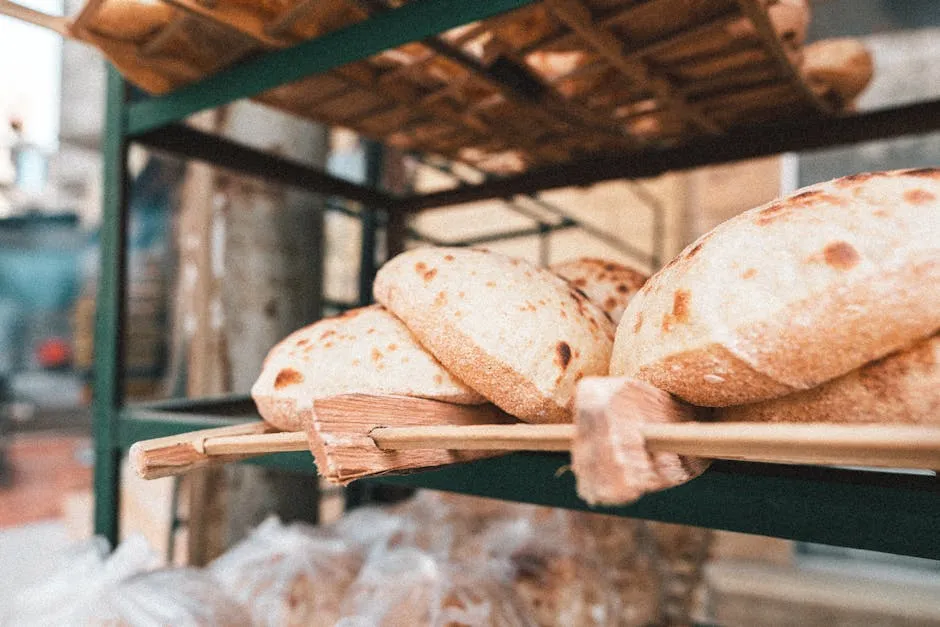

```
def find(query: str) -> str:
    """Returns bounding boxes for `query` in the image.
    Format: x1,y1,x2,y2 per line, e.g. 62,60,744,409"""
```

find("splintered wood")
305,394,515,484
572,377,711,506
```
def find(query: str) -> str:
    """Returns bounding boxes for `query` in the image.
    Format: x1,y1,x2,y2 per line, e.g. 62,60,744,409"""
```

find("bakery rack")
80,0,940,558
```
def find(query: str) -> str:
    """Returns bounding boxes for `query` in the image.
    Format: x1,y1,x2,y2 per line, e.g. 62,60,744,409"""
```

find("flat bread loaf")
612,168,940,407
251,305,485,431
374,247,615,423
552,257,648,324
720,333,939,425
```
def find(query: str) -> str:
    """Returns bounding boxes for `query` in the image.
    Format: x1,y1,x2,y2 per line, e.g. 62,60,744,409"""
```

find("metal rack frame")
94,0,940,557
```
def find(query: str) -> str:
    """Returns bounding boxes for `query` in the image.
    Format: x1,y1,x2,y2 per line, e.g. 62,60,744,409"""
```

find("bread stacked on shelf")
43,0,876,174
550,257,648,325
372,247,616,424
248,167,938,506
612,168,939,408
251,305,485,433
576,167,939,504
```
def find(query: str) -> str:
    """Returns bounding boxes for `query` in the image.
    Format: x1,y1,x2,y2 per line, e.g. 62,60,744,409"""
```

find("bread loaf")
251,305,484,432
89,0,174,41
374,247,614,423
720,333,939,425
802,38,874,107
551,257,648,324
611,168,940,407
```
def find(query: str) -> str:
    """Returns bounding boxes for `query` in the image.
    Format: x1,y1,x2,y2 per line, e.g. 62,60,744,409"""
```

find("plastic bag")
74,568,251,627
336,545,535,627
1,534,159,626
209,516,364,627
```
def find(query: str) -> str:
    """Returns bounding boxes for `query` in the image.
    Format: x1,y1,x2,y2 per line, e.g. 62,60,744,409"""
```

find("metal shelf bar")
126,0,538,136
397,99,940,211
133,123,395,207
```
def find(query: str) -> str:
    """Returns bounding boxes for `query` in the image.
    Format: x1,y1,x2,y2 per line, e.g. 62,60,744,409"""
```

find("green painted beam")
375,454,940,560
92,66,129,545
127,0,537,135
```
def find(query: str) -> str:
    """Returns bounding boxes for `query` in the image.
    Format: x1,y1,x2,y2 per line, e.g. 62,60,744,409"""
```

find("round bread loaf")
612,168,940,407
803,38,873,107
720,333,939,425
90,0,174,42
552,257,648,324
251,305,485,432
373,247,615,423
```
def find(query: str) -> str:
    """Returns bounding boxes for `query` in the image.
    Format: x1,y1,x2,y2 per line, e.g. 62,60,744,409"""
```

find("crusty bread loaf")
802,38,874,107
660,0,807,80
612,168,940,407
552,257,648,324
720,333,939,425
725,0,810,48
251,305,484,432
90,0,174,42
374,247,614,423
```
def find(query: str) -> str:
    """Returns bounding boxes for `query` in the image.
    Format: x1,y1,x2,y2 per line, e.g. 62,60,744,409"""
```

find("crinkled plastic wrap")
208,516,367,627
2,535,249,627
336,545,535,627
75,568,251,627
1,534,159,626
388,492,709,627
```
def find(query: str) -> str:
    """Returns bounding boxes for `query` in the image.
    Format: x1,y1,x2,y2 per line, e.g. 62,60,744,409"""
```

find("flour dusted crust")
251,305,484,431
374,248,615,423
612,168,940,407
551,257,648,324
720,334,940,425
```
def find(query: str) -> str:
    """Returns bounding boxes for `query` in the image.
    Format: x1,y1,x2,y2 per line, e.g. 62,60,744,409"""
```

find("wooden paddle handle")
644,422,940,469
131,419,940,480
129,421,307,479
0,1,71,35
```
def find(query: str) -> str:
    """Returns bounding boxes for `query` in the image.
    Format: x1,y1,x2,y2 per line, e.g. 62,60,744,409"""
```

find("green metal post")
93,66,130,544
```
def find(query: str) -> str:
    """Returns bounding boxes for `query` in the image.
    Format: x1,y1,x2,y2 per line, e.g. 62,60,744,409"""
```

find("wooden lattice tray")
66,0,871,174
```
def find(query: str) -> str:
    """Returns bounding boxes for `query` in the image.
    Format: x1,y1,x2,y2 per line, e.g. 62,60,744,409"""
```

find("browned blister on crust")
551,257,649,324
251,305,485,431
374,248,615,423
612,168,940,407
720,334,940,425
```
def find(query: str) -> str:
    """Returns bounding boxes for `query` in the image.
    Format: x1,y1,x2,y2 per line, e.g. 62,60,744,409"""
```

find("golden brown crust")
551,257,648,325
614,168,940,407
374,248,614,424
631,343,794,407
253,393,305,433
90,0,175,42
404,315,571,424
251,305,485,431
720,334,940,424
629,257,939,406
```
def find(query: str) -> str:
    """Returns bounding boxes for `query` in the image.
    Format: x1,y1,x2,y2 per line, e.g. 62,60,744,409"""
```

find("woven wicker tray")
64,0,859,174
